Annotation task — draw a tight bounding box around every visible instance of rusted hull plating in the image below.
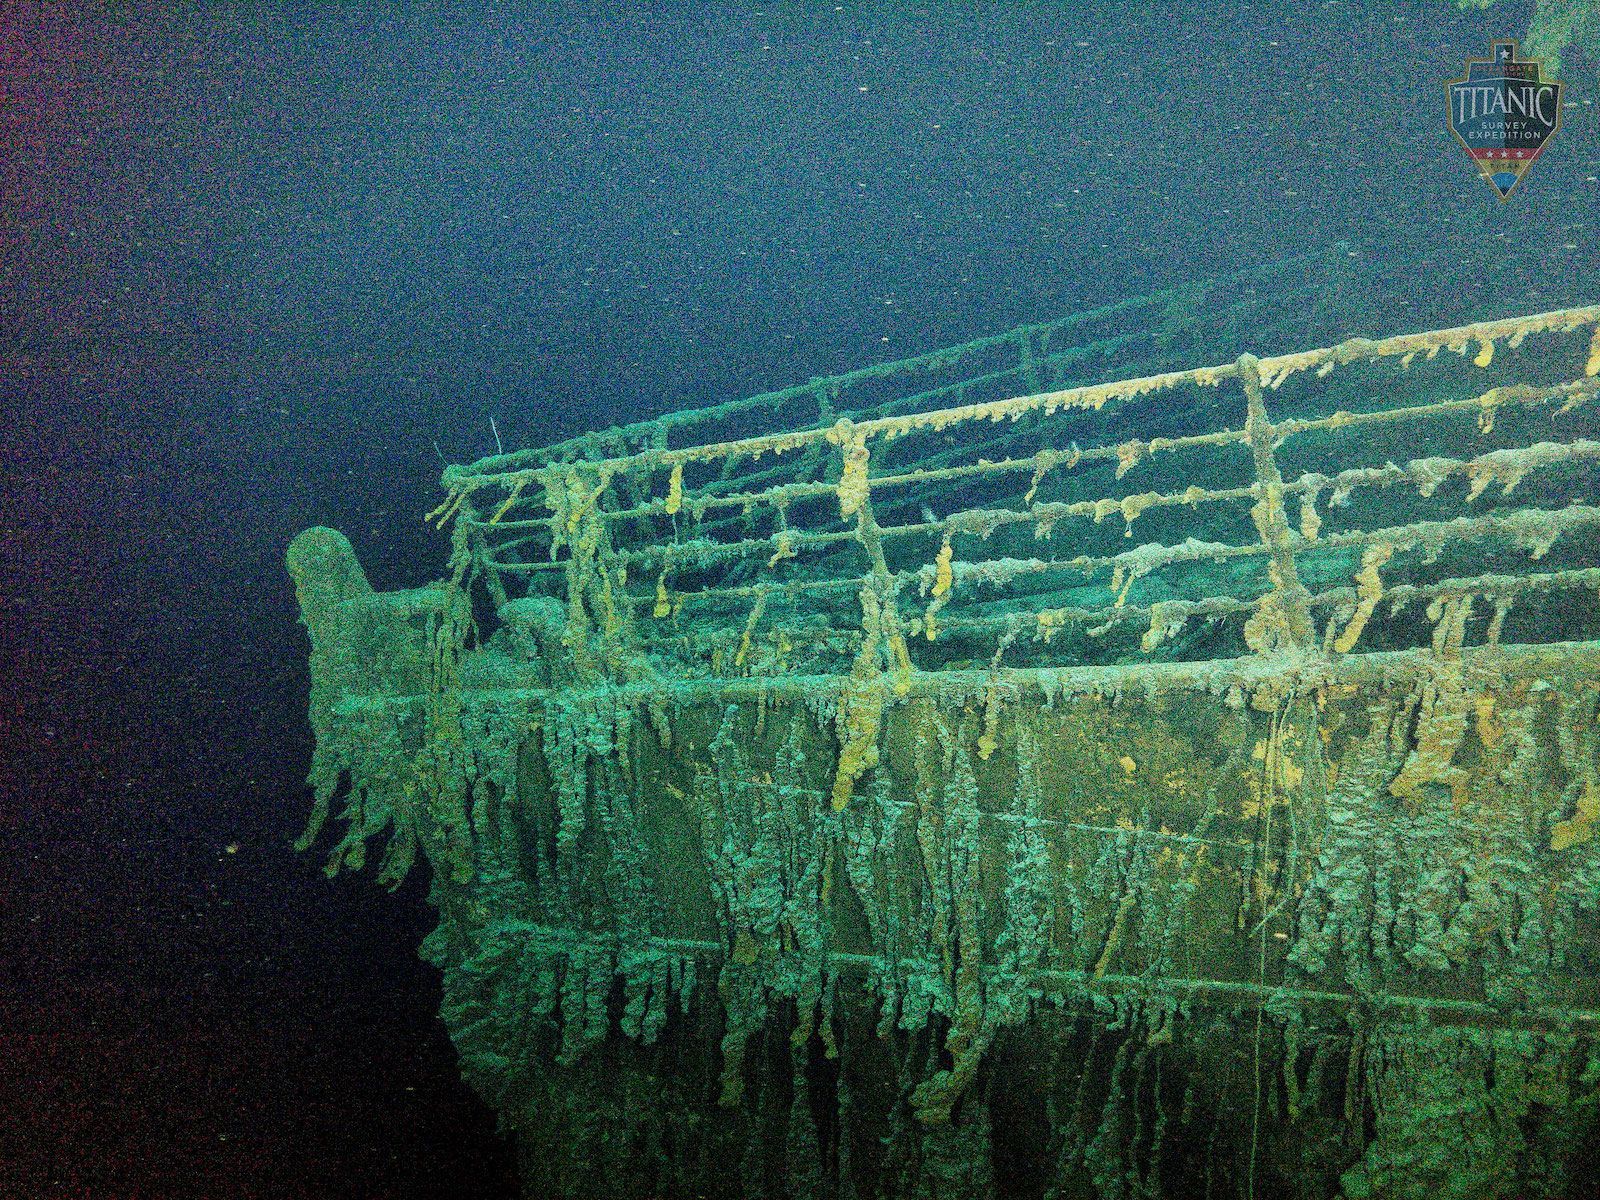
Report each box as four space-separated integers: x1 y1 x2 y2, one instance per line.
292 292 1600 1198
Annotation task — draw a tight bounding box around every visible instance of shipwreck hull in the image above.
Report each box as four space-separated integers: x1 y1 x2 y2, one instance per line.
291 268 1600 1198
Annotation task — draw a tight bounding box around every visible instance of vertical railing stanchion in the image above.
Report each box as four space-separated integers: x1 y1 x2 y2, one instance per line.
1237 352 1315 654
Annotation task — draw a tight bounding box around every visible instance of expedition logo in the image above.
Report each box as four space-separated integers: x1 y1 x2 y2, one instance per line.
1447 40 1561 200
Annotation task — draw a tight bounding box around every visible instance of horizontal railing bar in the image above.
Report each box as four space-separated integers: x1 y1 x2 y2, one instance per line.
475 394 1600 573
477 920 1600 1029
619 566 1600 666
453 335 1600 542
443 305 1600 494
343 639 1600 713
446 245 1354 480
484 488 1600 618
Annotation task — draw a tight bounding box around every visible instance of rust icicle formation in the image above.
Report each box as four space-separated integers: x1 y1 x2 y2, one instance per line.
293 276 1600 1199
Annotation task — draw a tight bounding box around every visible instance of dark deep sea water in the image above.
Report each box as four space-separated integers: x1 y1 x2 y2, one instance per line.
2 3 1596 1197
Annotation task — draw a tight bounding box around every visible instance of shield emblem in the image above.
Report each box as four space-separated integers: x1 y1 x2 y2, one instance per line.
1447 40 1561 200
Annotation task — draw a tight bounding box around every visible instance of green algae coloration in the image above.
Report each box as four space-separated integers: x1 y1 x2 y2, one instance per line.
292 266 1600 1198
1458 0 1600 80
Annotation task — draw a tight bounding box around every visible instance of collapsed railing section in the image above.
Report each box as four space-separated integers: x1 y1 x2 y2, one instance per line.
433 305 1600 693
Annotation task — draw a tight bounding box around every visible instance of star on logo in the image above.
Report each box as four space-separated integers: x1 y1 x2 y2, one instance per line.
1447 39 1562 199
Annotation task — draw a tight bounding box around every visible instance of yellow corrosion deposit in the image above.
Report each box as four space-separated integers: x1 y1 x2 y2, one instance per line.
1474 693 1503 749
1243 560 1301 654
1551 779 1600 851
1478 387 1505 435
1333 543 1394 654
426 485 469 530
1299 492 1322 542
734 593 768 670
931 536 954 598
922 536 955 641
830 585 910 808
831 675 885 810
1388 597 1475 807
1023 449 1061 503
766 531 796 568
1141 601 1187 653
488 475 529 525
664 463 684 515
1485 597 1514 645
1465 447 1533 501
1115 440 1145 479
1119 491 1159 534
1036 610 1067 643
835 433 871 520
977 683 1002 760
